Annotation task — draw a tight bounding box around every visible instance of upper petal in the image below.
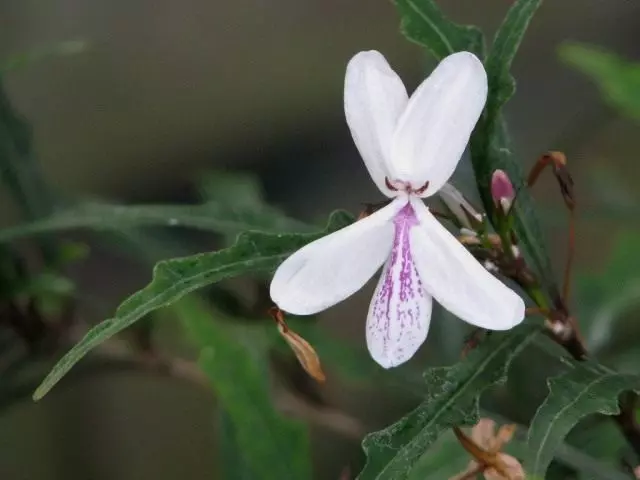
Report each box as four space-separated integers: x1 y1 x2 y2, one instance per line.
409 199 525 330
270 199 405 315
345 51 409 197
390 52 487 196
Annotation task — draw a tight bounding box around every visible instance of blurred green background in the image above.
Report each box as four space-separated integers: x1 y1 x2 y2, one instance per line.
0 0 639 479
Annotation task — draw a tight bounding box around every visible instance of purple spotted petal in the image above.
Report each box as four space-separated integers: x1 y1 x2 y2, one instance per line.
366 202 432 368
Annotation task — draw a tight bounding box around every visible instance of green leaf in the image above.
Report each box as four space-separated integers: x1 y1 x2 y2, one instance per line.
392 0 556 297
393 0 484 60
217 408 256 480
526 361 640 477
406 429 469 480
357 325 538 480
196 170 265 209
32 210 353 400
194 169 304 245
484 0 543 121
577 232 640 353
469 0 558 296
559 43 640 121
0 201 312 243
0 40 87 74
178 300 310 480
0 79 58 260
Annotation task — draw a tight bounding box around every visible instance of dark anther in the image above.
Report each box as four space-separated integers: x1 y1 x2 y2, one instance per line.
414 180 430 195
384 177 398 191
385 177 429 195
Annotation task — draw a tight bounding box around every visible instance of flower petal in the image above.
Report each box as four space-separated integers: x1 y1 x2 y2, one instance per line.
270 199 405 315
390 52 487 196
410 199 525 330
366 203 432 368
345 51 408 197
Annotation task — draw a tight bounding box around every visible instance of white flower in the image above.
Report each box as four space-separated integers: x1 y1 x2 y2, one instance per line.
270 51 525 368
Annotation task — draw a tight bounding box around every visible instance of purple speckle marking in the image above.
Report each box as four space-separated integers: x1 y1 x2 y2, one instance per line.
367 202 429 366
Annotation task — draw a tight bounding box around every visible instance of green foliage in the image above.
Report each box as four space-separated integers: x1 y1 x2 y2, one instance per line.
483 0 542 119
560 43 640 121
526 361 640 477
177 300 311 480
358 326 538 479
470 0 558 298
217 408 256 480
34 212 351 400
405 429 469 479
33 210 352 400
0 82 54 221
578 232 640 353
392 0 484 59
393 0 557 302
0 76 59 262
0 201 311 244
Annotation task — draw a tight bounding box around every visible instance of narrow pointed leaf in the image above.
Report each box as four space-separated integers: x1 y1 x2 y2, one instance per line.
0 201 311 243
32 210 353 400
357 325 539 480
392 0 555 296
469 0 557 295
179 300 311 480
526 361 640 477
484 0 543 120
393 0 485 60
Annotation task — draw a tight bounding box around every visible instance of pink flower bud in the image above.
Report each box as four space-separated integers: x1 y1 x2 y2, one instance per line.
491 170 515 213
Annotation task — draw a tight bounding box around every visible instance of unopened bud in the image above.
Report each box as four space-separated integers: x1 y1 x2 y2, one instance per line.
491 170 515 214
439 183 483 230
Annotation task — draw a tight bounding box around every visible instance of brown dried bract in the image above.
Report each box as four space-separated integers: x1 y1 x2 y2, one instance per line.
269 307 326 383
528 151 575 211
450 419 525 480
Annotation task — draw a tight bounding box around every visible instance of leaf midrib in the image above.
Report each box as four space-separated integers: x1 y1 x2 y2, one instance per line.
404 0 453 57
531 374 615 473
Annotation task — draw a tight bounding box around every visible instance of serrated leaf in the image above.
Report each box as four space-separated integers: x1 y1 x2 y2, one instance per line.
526 361 640 477
393 0 485 60
32 210 353 400
469 0 557 296
357 325 538 480
178 300 310 480
0 201 312 244
559 43 640 121
484 0 543 120
393 0 555 296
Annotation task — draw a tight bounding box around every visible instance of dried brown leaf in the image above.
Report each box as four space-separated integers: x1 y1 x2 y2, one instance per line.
270 307 326 383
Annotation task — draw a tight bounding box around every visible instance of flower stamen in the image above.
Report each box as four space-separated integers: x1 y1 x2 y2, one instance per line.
384 177 430 195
